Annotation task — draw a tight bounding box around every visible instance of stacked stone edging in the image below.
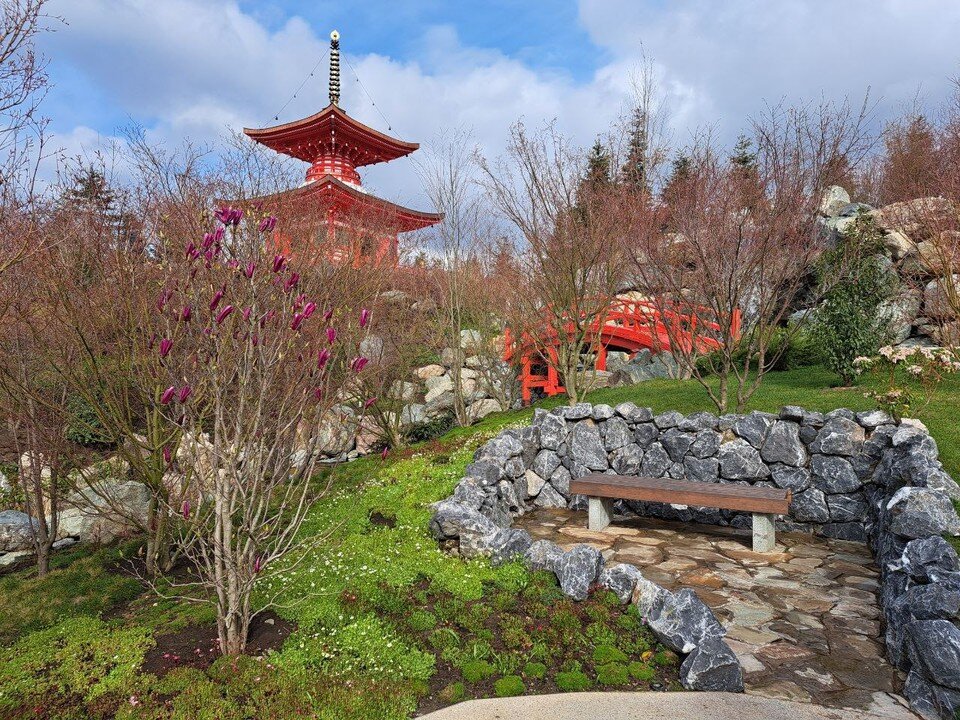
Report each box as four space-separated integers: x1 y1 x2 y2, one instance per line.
430 402 960 714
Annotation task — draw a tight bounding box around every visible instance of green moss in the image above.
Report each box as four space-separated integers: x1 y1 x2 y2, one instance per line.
438 681 466 704
596 662 630 686
653 649 679 667
628 661 656 681
555 670 592 692
592 644 629 664
523 661 547 680
493 675 525 697
408 610 438 632
461 660 495 683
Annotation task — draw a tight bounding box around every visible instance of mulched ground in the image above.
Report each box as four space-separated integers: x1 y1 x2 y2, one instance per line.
141 610 295 677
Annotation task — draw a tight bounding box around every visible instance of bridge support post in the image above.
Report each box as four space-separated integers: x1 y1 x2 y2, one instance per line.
588 497 614 531
752 513 776 552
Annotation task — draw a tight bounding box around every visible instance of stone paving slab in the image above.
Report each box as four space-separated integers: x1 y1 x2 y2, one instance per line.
418 690 918 720
514 509 915 716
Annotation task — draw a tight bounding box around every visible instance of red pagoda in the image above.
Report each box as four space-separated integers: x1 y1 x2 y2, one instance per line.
243 30 441 265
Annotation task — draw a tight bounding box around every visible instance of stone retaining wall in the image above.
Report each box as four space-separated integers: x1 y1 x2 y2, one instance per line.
430 402 960 716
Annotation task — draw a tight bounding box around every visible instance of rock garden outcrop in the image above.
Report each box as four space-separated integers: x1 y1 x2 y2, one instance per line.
431 402 960 715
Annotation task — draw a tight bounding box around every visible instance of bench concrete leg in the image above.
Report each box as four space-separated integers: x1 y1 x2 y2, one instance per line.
588 497 614 531
752 513 776 552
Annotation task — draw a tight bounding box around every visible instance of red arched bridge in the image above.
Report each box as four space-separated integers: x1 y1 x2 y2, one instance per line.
504 296 741 404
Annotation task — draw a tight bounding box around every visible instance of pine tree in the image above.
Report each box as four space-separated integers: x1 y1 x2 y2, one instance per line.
584 138 612 189
729 134 756 171
620 106 649 193
62 166 141 251
661 152 692 208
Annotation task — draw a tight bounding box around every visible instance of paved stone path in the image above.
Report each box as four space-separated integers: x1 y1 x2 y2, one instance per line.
514 508 917 717
419 691 915 720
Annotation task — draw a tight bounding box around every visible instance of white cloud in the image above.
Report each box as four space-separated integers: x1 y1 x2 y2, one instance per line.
39 0 960 209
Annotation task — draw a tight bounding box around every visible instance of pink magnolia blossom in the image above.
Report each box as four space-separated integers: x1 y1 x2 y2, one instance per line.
323 308 333 322
253 555 264 574
272 254 286 273
242 307 252 321
209 289 224 311
178 385 192 403
363 397 377 410
283 272 300 292
259 215 278 232
182 500 191 519
381 447 389 460
185 242 197 259
227 259 239 270
156 289 172 313
163 446 172 466
216 305 235 324
160 386 176 405
215 206 243 226
290 313 305 331
303 302 317 319
326 327 337 344
244 261 256 279
180 305 192 322
316 348 330 370
359 308 371 328
159 338 173 358
202 232 215 250
313 387 324 401
350 356 369 373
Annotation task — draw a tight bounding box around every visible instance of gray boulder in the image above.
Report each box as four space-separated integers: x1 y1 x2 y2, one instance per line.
718 439 770 480
555 544 603 600
615 402 653 423
634 423 660 448
733 412 774 449
532 449 561 480
791 488 830 523
598 563 643 603
569 421 608 471
760 421 807 466
770 464 811 492
684 456 719 484
646 587 726 654
611 443 644 475
811 417 865 456
887 487 960 539
906 620 960 691
679 635 744 692
689 430 721 459
827 492 869 522
463 528 533 564
904 669 960 720
534 483 567 508
430 500 498 540
661 428 695 462
602 417 633 451
523 539 564 573
538 412 568 450
0 510 36 552
639 443 672 477
549 465 572 497
899 537 960 583
811 454 861 493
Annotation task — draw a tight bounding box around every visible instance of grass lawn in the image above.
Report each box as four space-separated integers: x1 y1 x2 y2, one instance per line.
0 364 957 719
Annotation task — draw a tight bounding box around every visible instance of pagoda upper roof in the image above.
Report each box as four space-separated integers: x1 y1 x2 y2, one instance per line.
244 104 419 168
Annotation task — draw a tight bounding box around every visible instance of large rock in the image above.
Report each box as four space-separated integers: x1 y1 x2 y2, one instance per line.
598 563 643 603
924 276 960 319
791 488 830 523
906 620 960 691
569 421 608 471
819 185 850 216
887 487 960 539
760 421 806 466
430 499 498 541
523 539 564 573
903 669 960 720
899 536 960 583
315 406 358 455
718 439 770 480
555 544 603 600
537 412 568 451
871 197 956 242
463 527 533 564
679 634 744 692
639 442 672 477
811 454 862 493
467 399 502 421
732 413 773 449
601 417 633 451
59 479 152 544
646 587 726 654
661 428 695 462
811 417 865 456
611 443 644 475
0 510 36 552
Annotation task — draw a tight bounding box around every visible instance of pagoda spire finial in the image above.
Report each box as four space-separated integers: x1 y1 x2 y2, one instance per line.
329 30 341 106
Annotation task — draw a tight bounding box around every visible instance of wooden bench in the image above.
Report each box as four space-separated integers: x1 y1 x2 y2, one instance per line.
569 473 792 553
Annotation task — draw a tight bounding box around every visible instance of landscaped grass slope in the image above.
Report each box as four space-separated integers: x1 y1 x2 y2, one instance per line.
0 364 957 719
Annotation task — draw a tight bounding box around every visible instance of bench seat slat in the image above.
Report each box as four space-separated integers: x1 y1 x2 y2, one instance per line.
569 473 791 515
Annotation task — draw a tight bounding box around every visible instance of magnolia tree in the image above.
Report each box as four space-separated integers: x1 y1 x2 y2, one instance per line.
152 207 372 655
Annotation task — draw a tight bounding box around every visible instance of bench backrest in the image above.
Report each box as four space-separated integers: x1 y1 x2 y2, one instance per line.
569 473 791 515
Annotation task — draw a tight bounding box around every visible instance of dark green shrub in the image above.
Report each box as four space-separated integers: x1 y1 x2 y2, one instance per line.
406 413 457 444
64 393 112 446
555 669 592 692
596 662 630 686
493 675 525 697
813 212 897 385
428 628 460 652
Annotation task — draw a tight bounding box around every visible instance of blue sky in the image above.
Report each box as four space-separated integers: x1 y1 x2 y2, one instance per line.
35 1 960 206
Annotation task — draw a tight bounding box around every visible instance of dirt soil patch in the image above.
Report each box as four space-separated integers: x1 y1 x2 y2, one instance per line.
142 610 295 677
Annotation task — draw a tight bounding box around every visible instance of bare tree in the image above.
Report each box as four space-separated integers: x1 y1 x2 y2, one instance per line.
478 121 629 404
630 99 873 412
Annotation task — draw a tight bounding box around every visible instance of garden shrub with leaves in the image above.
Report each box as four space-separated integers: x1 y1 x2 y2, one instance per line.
813 212 898 385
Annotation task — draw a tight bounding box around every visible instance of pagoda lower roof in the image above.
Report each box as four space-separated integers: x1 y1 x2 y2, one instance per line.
244 175 442 233
244 104 419 168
